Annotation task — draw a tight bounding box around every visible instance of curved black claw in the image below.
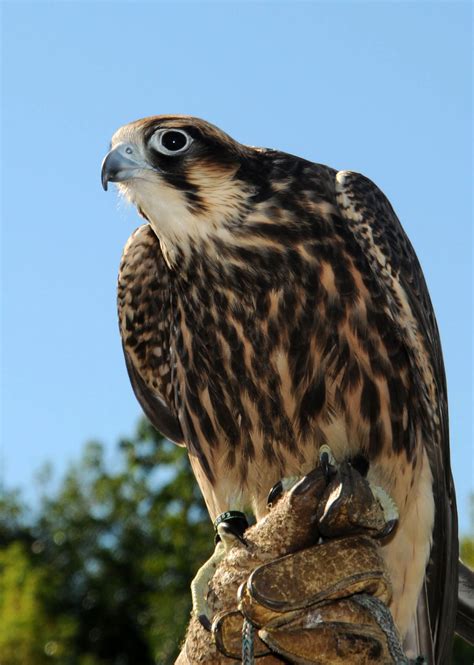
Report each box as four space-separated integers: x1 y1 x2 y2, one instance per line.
319 447 337 485
375 518 398 540
198 614 212 632
267 480 283 507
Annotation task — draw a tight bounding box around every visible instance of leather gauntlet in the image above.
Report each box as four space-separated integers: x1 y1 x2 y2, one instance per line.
177 461 408 664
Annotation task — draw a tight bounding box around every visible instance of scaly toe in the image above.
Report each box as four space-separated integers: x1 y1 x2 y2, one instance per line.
191 541 226 629
192 511 250 628
369 484 399 537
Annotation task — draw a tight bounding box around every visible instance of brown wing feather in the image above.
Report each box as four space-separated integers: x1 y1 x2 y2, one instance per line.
457 561 474 644
117 224 184 445
335 170 458 663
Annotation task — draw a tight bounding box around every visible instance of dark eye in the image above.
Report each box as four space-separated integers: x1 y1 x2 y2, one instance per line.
152 129 192 156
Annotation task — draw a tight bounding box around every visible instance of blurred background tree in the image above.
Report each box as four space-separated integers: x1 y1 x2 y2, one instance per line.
0 420 213 665
0 419 471 664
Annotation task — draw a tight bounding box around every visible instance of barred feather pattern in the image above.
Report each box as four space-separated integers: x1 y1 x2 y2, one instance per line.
120 159 427 502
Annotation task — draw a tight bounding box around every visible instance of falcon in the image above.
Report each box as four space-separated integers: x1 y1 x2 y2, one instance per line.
101 115 458 662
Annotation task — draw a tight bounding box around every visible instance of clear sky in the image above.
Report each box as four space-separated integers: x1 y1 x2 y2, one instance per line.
1 1 472 532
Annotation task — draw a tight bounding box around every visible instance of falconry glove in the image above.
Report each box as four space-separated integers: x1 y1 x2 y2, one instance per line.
176 456 422 664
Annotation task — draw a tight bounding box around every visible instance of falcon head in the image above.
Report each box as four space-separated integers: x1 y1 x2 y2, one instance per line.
102 115 260 262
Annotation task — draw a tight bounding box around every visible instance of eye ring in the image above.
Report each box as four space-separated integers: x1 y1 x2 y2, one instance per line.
152 128 193 156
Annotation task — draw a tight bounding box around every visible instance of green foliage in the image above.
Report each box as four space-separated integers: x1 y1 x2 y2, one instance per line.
0 420 472 664
0 542 76 664
0 419 213 665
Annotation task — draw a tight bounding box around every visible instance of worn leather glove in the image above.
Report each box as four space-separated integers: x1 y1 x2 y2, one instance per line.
176 460 409 664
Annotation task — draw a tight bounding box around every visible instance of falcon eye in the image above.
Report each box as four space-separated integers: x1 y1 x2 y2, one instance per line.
152 129 192 156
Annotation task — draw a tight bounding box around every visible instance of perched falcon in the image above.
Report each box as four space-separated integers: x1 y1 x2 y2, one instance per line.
101 115 458 662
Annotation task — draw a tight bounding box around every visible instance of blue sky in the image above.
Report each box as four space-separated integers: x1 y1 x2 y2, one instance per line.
1 1 472 532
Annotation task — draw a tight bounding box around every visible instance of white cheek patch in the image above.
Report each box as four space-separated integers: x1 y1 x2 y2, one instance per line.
118 173 240 269
136 179 199 239
118 177 200 244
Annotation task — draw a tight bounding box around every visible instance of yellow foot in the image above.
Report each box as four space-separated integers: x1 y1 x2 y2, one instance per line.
369 485 399 536
192 519 248 630
191 540 227 630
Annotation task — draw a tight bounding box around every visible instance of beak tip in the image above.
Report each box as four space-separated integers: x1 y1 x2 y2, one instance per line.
101 143 145 191
101 157 109 191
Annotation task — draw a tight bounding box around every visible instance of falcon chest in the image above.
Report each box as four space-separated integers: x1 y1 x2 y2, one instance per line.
170 238 361 509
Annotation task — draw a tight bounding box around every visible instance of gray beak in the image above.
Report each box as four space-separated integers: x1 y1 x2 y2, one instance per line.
101 143 146 191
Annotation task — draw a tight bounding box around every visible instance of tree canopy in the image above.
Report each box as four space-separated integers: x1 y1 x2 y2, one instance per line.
0 420 213 664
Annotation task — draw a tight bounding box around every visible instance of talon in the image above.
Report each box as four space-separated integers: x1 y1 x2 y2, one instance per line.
217 521 248 548
267 476 302 507
267 480 283 507
198 614 212 632
319 444 337 483
377 519 398 539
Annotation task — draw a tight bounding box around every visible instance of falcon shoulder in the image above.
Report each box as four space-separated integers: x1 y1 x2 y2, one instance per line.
335 170 458 664
117 224 184 445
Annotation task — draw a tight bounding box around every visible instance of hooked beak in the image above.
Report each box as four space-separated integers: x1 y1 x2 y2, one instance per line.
101 143 149 191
